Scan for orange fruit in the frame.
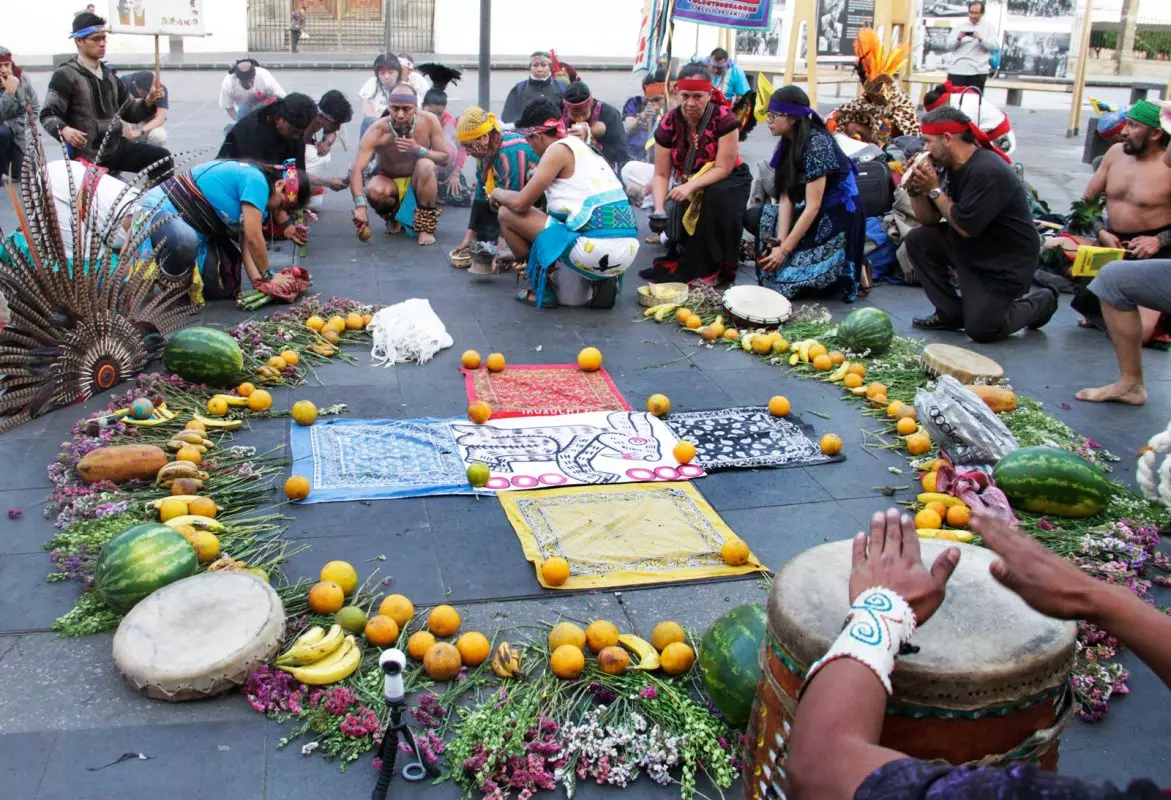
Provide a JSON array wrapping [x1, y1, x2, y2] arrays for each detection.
[[184, 419, 207, 433], [305, 315, 326, 331], [700, 327, 720, 342], [428, 604, 462, 637], [550, 644, 586, 679], [267, 356, 288, 371], [673, 440, 697, 465], [886, 401, 907, 419], [322, 329, 341, 346], [768, 396, 791, 417], [865, 381, 887, 399], [407, 631, 436, 661], [828, 350, 846, 365], [206, 396, 230, 416], [708, 322, 726, 339], [751, 335, 772, 355], [897, 406, 917, 422], [646, 394, 671, 417], [280, 350, 300, 367], [548, 621, 587, 651], [292, 400, 318, 426], [461, 349, 482, 369], [284, 474, 311, 500], [675, 307, 692, 325], [365, 615, 400, 647], [456, 631, 492, 666], [236, 382, 256, 398], [187, 497, 217, 519], [812, 354, 832, 371], [247, 389, 273, 412], [896, 417, 918, 436], [685, 315, 703, 330], [170, 478, 202, 496], [189, 531, 221, 563], [946, 504, 971, 528], [361, 313, 373, 327], [486, 353, 506, 372], [870, 393, 889, 409], [721, 538, 750, 566], [926, 501, 948, 519], [308, 580, 345, 614], [906, 432, 933, 456], [597, 645, 630, 675], [176, 446, 202, 465], [651, 621, 686, 652], [467, 401, 493, 425], [541, 557, 571, 586], [345, 312, 364, 330], [771, 335, 790, 354], [914, 508, 943, 530], [424, 642, 463, 680], [723, 328, 740, 341], [327, 315, 347, 331], [320, 560, 359, 594], [577, 347, 603, 372], [158, 497, 189, 523], [843, 373, 863, 389], [379, 594, 415, 628], [807, 343, 828, 360], [820, 433, 843, 456], [585, 620, 620, 653], [847, 363, 867, 378], [922, 471, 939, 493], [660, 642, 696, 676]]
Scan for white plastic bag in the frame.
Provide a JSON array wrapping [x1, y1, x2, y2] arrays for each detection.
[[913, 375, 1019, 466]]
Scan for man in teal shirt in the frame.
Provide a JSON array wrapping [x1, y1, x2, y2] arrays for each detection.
[[707, 48, 750, 104]]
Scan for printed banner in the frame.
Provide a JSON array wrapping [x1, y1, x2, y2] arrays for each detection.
[[634, 0, 675, 72], [817, 0, 875, 56], [673, 0, 773, 30], [107, 0, 206, 36]]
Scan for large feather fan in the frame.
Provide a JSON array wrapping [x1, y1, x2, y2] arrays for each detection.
[[853, 28, 909, 85], [0, 104, 194, 432], [416, 63, 462, 94]]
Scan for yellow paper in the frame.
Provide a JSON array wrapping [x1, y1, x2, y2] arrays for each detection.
[[1070, 245, 1126, 277], [499, 482, 767, 590]]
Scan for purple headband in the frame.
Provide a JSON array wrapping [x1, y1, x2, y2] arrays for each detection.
[[768, 97, 823, 123], [388, 87, 417, 106]]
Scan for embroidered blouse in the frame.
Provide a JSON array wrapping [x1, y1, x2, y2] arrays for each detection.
[[654, 104, 741, 178]]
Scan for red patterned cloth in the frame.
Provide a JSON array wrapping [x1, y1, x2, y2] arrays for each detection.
[[462, 364, 631, 419], [257, 266, 311, 303]]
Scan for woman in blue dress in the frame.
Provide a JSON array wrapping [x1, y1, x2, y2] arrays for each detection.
[[751, 85, 866, 301]]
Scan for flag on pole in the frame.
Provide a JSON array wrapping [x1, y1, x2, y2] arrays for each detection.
[[753, 72, 774, 123], [634, 0, 674, 73]]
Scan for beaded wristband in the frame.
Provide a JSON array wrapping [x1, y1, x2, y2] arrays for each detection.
[[802, 587, 916, 696]]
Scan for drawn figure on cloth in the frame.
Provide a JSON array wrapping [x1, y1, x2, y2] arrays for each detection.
[[451, 412, 661, 484]]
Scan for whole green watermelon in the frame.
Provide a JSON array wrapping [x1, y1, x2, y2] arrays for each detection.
[[94, 523, 199, 613], [993, 446, 1113, 518], [163, 327, 243, 386], [837, 307, 895, 355], [698, 604, 767, 729]]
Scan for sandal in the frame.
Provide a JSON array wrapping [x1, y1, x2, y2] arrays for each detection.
[[857, 261, 873, 298], [514, 288, 559, 308]]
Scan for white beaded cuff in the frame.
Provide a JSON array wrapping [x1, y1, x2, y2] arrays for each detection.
[[803, 587, 917, 696]]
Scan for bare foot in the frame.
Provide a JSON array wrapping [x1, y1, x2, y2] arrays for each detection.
[[385, 219, 402, 235], [418, 232, 436, 246], [1075, 380, 1147, 405]]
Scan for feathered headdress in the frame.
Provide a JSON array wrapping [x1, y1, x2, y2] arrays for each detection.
[[853, 28, 909, 86], [415, 62, 462, 94]]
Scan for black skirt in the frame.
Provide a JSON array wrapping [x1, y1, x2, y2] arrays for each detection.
[[663, 163, 752, 282]]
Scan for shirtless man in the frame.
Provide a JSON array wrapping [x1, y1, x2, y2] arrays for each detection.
[[349, 83, 450, 246]]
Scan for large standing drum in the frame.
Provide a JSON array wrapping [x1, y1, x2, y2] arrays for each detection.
[[743, 539, 1076, 800]]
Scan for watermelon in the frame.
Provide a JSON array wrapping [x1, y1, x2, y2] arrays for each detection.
[[837, 307, 895, 355], [94, 523, 199, 613], [163, 327, 243, 386], [993, 446, 1113, 518], [697, 604, 766, 729]]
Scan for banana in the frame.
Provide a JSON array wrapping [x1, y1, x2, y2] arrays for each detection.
[[618, 634, 661, 671], [155, 404, 177, 420], [828, 361, 850, 383], [166, 439, 208, 453], [916, 493, 965, 508], [155, 461, 204, 484], [643, 303, 673, 318], [212, 394, 249, 407], [291, 626, 327, 650], [788, 353, 800, 366], [277, 635, 361, 685], [653, 304, 679, 323], [193, 413, 243, 430], [172, 430, 214, 448], [276, 624, 345, 667], [849, 386, 869, 396], [490, 642, 523, 678], [936, 530, 974, 543], [124, 417, 168, 427], [740, 333, 756, 352], [164, 515, 225, 532], [798, 340, 813, 363]]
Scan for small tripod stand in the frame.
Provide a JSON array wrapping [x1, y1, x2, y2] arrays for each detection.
[[370, 700, 437, 800]]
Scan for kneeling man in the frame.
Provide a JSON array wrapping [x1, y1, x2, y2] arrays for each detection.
[[490, 99, 639, 309], [349, 83, 450, 246], [905, 106, 1057, 342]]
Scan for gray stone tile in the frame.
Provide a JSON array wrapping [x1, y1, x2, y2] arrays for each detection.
[[616, 580, 769, 640], [286, 496, 430, 538], [605, 366, 736, 414], [37, 720, 267, 800], [433, 519, 542, 602], [424, 495, 508, 532], [0, 488, 54, 556], [0, 731, 54, 797], [0, 555, 80, 634], [721, 500, 865, 573], [693, 468, 832, 512]]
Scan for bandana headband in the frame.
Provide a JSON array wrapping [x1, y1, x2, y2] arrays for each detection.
[[922, 120, 1012, 163], [643, 82, 666, 98], [565, 96, 593, 111], [457, 113, 501, 143], [0, 53, 19, 79], [70, 25, 105, 39], [519, 118, 566, 138], [676, 78, 714, 93], [280, 159, 300, 205], [1127, 98, 1163, 129]]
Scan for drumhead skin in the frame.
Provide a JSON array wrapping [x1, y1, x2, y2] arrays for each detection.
[[768, 540, 1075, 710], [723, 285, 793, 326], [113, 571, 286, 702], [921, 343, 1005, 383]]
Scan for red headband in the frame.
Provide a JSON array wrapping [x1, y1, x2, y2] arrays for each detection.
[[0, 53, 19, 78], [520, 118, 567, 138], [921, 120, 1012, 163], [924, 81, 956, 112], [676, 78, 714, 92], [643, 82, 666, 98], [565, 97, 593, 110]]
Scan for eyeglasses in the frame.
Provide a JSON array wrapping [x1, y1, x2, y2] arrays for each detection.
[[85, 35, 108, 43]]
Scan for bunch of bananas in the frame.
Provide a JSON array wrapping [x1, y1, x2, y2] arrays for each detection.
[[490, 642, 523, 678], [165, 430, 216, 454], [274, 625, 362, 685], [618, 634, 661, 670], [643, 303, 680, 323], [155, 461, 211, 487]]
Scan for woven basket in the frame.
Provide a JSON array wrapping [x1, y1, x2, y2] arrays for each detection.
[[637, 282, 689, 308]]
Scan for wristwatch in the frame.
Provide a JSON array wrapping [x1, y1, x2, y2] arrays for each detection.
[[928, 187, 943, 201]]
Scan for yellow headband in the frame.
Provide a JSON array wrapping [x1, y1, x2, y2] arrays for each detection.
[[457, 114, 500, 143]]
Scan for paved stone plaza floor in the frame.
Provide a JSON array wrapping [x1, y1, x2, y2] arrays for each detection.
[[0, 70, 1168, 798]]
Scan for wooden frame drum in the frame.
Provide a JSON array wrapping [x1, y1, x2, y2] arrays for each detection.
[[723, 286, 793, 330]]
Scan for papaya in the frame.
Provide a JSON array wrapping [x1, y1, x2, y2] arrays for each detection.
[[77, 445, 169, 485], [963, 384, 1017, 413]]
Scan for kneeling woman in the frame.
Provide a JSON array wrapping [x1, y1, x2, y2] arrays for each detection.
[[132, 160, 309, 301], [752, 86, 866, 301], [489, 99, 639, 309]]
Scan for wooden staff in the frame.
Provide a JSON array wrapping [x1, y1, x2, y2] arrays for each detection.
[[153, 34, 161, 85]]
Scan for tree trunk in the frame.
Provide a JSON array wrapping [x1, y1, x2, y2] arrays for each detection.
[[1117, 0, 1139, 70]]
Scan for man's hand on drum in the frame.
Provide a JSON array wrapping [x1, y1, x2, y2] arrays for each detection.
[[850, 508, 960, 627]]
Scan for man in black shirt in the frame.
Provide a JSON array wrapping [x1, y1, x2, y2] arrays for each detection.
[[120, 70, 169, 146], [217, 92, 316, 169], [904, 106, 1057, 342], [562, 81, 628, 174]]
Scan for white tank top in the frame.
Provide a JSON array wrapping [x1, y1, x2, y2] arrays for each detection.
[[544, 136, 627, 231]]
